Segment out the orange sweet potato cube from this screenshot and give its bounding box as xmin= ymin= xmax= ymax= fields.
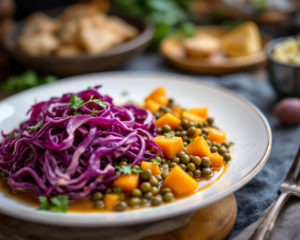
xmin=141 ymin=161 xmax=162 ymax=175
xmin=186 ymin=136 xmax=211 ymax=157
xmin=155 ymin=113 xmax=181 ymax=129
xmin=153 ymin=136 xmax=184 ymax=158
xmin=163 ymin=165 xmax=198 ymax=196
xmin=207 ymin=127 xmax=226 ymax=143
xmin=113 ymin=174 xmax=139 ymax=192
xmin=209 ymin=152 xmax=224 ymax=168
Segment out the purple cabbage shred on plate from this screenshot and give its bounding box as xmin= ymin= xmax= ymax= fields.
xmin=0 ymin=86 xmax=162 ymax=200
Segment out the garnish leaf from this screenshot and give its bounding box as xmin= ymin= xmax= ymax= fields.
xmin=87 ymin=86 xmax=92 ymax=90
xmin=181 ymin=108 xmax=186 ymax=112
xmin=188 ymin=138 xmax=195 ymax=143
xmin=69 ymin=94 xmax=84 ymax=110
xmin=0 ymin=172 xmax=7 ymax=177
xmin=229 ymin=141 xmax=235 ymax=146
xmin=90 ymin=99 xmax=108 ymax=108
xmin=132 ymin=165 xmax=142 ymax=174
xmin=90 ymin=109 xmax=98 ymax=116
xmin=38 ymin=196 xmax=50 ymax=210
xmin=6 ymin=132 xmax=19 ymax=139
xmin=113 ymin=187 xmax=125 ymax=200
xmin=150 ymin=158 xmax=161 ymax=165
xmin=50 ymin=195 xmax=69 ymax=212
xmin=115 ymin=165 xmax=132 ymax=174
xmin=27 ymin=122 xmax=43 ymax=131
xmin=164 ymin=132 xmax=175 ymax=138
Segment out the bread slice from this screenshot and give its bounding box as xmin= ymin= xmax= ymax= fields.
xmin=183 ymin=33 xmax=220 ymax=58
xmin=221 ymin=21 xmax=262 ymax=57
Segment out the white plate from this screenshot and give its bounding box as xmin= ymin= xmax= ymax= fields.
xmin=0 ymin=72 xmax=272 ymax=227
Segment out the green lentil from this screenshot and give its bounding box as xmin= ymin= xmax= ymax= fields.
xmin=187 ymin=162 xmax=196 ymax=171
xmin=144 ymin=192 xmax=153 ymax=199
xmin=210 ymin=146 xmax=218 ymax=153
xmin=187 ymin=127 xmax=196 ymax=136
xmin=192 ymin=156 xmax=201 ymax=166
xmin=194 ymin=169 xmax=201 ymax=177
xmin=149 ymin=176 xmax=159 ymax=186
xmin=129 ymin=197 xmax=141 ymax=206
xmin=131 ymin=188 xmax=142 ymax=197
xmin=202 ymin=168 xmax=212 ymax=176
xmin=187 ymin=171 xmax=194 ymax=177
xmin=93 ymin=192 xmax=103 ymax=201
xmin=201 ymin=157 xmax=211 ymax=167
xmin=172 ymin=157 xmax=180 ymax=164
xmin=223 ymin=153 xmax=231 ymax=161
xmin=180 ymin=153 xmax=190 ymax=164
xmin=140 ymin=182 xmax=152 ymax=192
xmin=160 ymin=187 xmax=172 ymax=194
xmin=151 ymin=186 xmax=159 ymax=195
xmin=202 ymin=128 xmax=209 ymax=135
xmin=162 ymin=124 xmax=172 ymax=133
xmin=179 ymin=163 xmax=187 ymax=170
xmin=141 ymin=169 xmax=152 ymax=180
xmin=218 ymin=146 xmax=227 ymax=155
xmin=170 ymin=162 xmax=177 ymax=168
xmin=94 ymin=200 xmax=104 ymax=208
xmin=175 ymin=125 xmax=183 ymax=131
xmin=163 ymin=192 xmax=175 ymax=202
xmin=151 ymin=195 xmax=163 ymax=206
xmin=115 ymin=201 xmax=127 ymax=211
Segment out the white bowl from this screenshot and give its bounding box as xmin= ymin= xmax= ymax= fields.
xmin=0 ymin=72 xmax=272 ymax=227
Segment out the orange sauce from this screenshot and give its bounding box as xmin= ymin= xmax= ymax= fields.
xmin=0 ymin=164 xmax=228 ymax=212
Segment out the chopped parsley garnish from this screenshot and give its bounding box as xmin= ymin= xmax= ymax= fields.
xmin=87 ymin=86 xmax=92 ymax=90
xmin=132 ymin=165 xmax=142 ymax=173
xmin=164 ymin=132 xmax=175 ymax=138
xmin=6 ymin=132 xmax=19 ymax=139
xmin=69 ymin=94 xmax=85 ymax=110
xmin=69 ymin=94 xmax=107 ymax=110
xmin=113 ymin=187 xmax=125 ymax=200
xmin=150 ymin=158 xmax=161 ymax=165
xmin=181 ymin=108 xmax=186 ymax=112
xmin=27 ymin=122 xmax=43 ymax=131
xmin=188 ymin=138 xmax=195 ymax=143
xmin=38 ymin=195 xmax=69 ymax=212
xmin=115 ymin=165 xmax=132 ymax=174
xmin=38 ymin=196 xmax=50 ymax=210
xmin=0 ymin=172 xmax=7 ymax=177
xmin=90 ymin=98 xmax=108 ymax=108
xmin=229 ymin=141 xmax=235 ymax=146
xmin=90 ymin=109 xmax=98 ymax=116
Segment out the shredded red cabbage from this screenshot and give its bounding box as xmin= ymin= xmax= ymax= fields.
xmin=0 ymin=86 xmax=162 ymax=199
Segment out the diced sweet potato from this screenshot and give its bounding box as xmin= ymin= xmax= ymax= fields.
xmin=185 ymin=107 xmax=208 ymax=119
xmin=171 ymin=106 xmax=182 ymax=118
xmin=209 ymin=152 xmax=224 ymax=168
xmin=163 ymin=165 xmax=198 ymax=196
xmin=145 ymin=99 xmax=161 ymax=113
xmin=182 ymin=112 xmax=206 ymax=123
xmin=141 ymin=161 xmax=161 ymax=175
xmin=113 ymin=174 xmax=139 ymax=192
xmin=207 ymin=127 xmax=226 ymax=143
xmin=186 ymin=136 xmax=211 ymax=157
xmin=153 ymin=136 xmax=184 ymax=158
xmin=145 ymin=87 xmax=168 ymax=106
xmin=155 ymin=113 xmax=181 ymax=129
xmin=191 ymin=128 xmax=202 ymax=138
xmin=104 ymin=193 xmax=120 ymax=210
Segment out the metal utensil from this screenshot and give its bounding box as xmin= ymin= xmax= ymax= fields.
xmin=250 ymin=146 xmax=300 ymax=240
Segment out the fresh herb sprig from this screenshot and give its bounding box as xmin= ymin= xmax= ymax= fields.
xmin=69 ymin=94 xmax=107 ymax=111
xmin=115 ymin=165 xmax=142 ymax=174
xmin=27 ymin=122 xmax=43 ymax=131
xmin=6 ymin=132 xmax=20 ymax=139
xmin=38 ymin=195 xmax=69 ymax=212
xmin=164 ymin=132 xmax=175 ymax=138
xmin=151 ymin=158 xmax=161 ymax=165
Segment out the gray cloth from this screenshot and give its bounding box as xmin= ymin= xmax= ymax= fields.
xmin=121 ymin=53 xmax=300 ymax=239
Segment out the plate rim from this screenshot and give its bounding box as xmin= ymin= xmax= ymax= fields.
xmin=0 ymin=71 xmax=272 ymax=227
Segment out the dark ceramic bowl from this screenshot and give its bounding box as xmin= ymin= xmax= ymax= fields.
xmin=265 ymin=36 xmax=300 ymax=97
xmin=3 ymin=10 xmax=153 ymax=76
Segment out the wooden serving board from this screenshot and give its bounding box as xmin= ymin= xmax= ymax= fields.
xmin=0 ymin=194 xmax=237 ymax=240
